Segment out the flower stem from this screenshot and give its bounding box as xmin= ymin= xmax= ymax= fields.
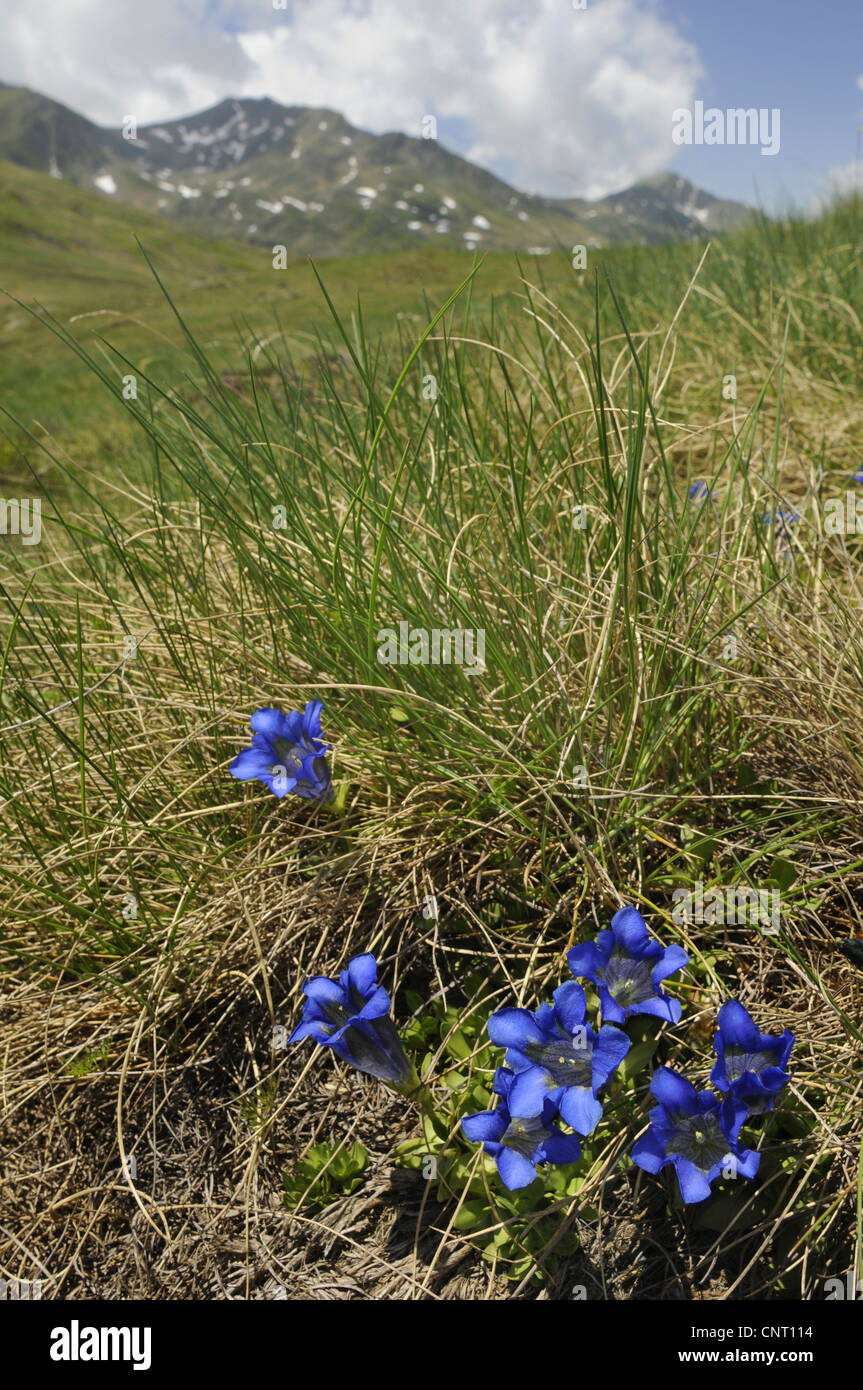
xmin=415 ymin=1084 xmax=438 ymax=1120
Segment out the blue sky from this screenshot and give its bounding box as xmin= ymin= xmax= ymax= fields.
xmin=661 ymin=0 xmax=863 ymax=210
xmin=0 ymin=0 xmax=859 ymax=209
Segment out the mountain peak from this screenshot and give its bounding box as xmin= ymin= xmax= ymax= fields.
xmin=0 ymin=84 xmax=753 ymax=256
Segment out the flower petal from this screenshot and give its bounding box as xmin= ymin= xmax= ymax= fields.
xmin=776 ymin=1029 xmax=795 ymax=1070
xmin=552 ymin=980 xmax=588 ymax=1033
xmin=596 ymin=986 xmax=626 ymax=1024
xmin=250 ymin=707 xmax=295 ymax=740
xmin=357 ymin=985 xmax=392 ymax=1021
xmin=591 ymin=1024 xmax=631 ymax=1088
xmin=303 ymin=975 xmax=347 ymax=1008
xmin=720 ymin=1094 xmax=751 ymax=1143
xmin=651 ymin=1066 xmax=698 ymax=1114
xmin=758 ymin=1064 xmax=791 ymax=1091
xmin=610 ymin=905 xmax=651 ymax=953
xmin=507 ymin=1066 xmax=555 ymax=1118
xmin=229 ymin=747 xmax=273 ymax=780
xmin=632 ymin=993 xmax=683 ymax=1024
xmin=559 ymin=1086 xmax=602 ymax=1136
xmin=534 ymin=1002 xmax=556 ymax=1033
xmin=541 ymin=1131 xmax=583 ymax=1166
xmin=301 ymin=699 xmax=325 ymax=739
xmin=487 ymin=1007 xmax=544 ymax=1052
xmin=288 ymin=1018 xmax=330 ymax=1045
xmin=631 ymin=1128 xmax=667 ymax=1173
xmin=566 ymin=941 xmax=605 ymax=981
xmin=496 ymin=1146 xmax=539 ymax=1190
xmin=672 ymin=1155 xmax=714 ymax=1204
xmin=493 ymin=1067 xmax=515 ymax=1099
xmin=651 ymin=943 xmax=690 ymax=983
xmin=732 ymin=1147 xmax=761 ymax=1180
xmin=716 ymin=999 xmax=761 ymax=1048
xmin=261 ymin=766 xmax=298 ymax=798
xmin=462 ymin=1109 xmax=506 ymax=1144
xmin=346 ymin=953 xmax=378 ymax=1000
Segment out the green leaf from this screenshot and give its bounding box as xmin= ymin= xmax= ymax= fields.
xmin=453 ymin=1198 xmax=489 ymax=1231
xmin=619 ymin=1038 xmax=659 ymax=1082
xmin=768 ymin=856 xmax=797 ymax=889
xmin=444 ymin=1029 xmax=472 ymax=1061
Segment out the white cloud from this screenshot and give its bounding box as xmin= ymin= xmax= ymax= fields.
xmin=0 ymin=0 xmax=256 ymax=128
xmin=0 ymin=0 xmax=702 ymax=197
xmin=812 ymin=160 xmax=863 ymax=213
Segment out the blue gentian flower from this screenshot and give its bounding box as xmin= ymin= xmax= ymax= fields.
xmin=851 ymin=469 xmax=863 ymax=486
xmin=567 ymin=906 xmax=689 ymax=1025
xmin=230 ymin=701 xmax=333 ymax=802
xmin=689 ymin=481 xmax=712 ymax=502
xmin=461 ymin=1068 xmax=582 ymax=1190
xmin=289 ymin=952 xmax=419 ymax=1094
xmin=486 ymin=982 xmax=630 ymax=1135
xmin=631 ymin=1066 xmax=760 ymax=1204
xmin=710 ymin=1000 xmax=794 ymax=1115
xmin=759 ymin=508 xmax=801 ymax=535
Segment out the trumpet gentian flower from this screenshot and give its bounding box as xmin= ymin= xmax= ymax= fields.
xmin=230 ymin=701 xmax=333 ymax=802
xmin=486 ymin=982 xmax=630 ymax=1135
xmin=710 ymin=1000 xmax=794 ymax=1115
xmin=289 ymin=952 xmax=418 ymax=1094
xmin=567 ymin=906 xmax=689 ymax=1025
xmin=631 ymin=1066 xmax=760 ymax=1204
xmin=461 ymin=1068 xmax=582 ymax=1190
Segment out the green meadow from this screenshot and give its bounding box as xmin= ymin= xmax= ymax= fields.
xmin=1 ymin=157 xmax=862 ymax=1298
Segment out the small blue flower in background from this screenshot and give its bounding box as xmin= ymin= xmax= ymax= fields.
xmin=486 ymin=981 xmax=630 ymax=1136
xmin=289 ymin=952 xmax=419 ymax=1094
xmin=567 ymin=905 xmax=689 ymax=1025
xmin=461 ymin=1067 xmax=582 ymax=1190
xmin=688 ymin=481 xmax=713 ymax=502
xmin=631 ymin=1066 xmax=760 ymax=1204
xmin=230 ymin=700 xmax=333 ymax=802
xmin=711 ymin=999 xmax=794 ymax=1115
xmin=759 ymin=507 xmax=801 ymax=536
xmin=850 ymin=469 xmax=863 ymax=485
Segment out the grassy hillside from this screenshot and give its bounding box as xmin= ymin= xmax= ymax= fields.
xmin=1 ymin=167 xmax=862 ymax=1300
xmin=0 ymin=155 xmax=764 ymax=464
xmin=1 ymin=156 xmax=590 ymax=460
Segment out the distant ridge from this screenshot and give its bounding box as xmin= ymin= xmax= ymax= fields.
xmin=0 ymin=83 xmax=753 ymax=256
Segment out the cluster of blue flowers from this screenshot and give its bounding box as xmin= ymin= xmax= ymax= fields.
xmin=232 ymin=703 xmax=795 ymax=1208
xmin=631 ymin=1000 xmax=793 ymax=1203
xmin=461 ymin=910 xmax=794 ymax=1201
xmin=461 ymin=907 xmax=690 ymax=1190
